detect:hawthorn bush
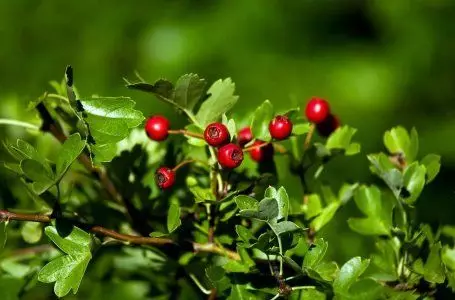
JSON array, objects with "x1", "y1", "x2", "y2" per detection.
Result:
[{"x1": 0, "y1": 67, "x2": 453, "y2": 299}]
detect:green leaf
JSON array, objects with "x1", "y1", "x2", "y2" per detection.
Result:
[
  {"x1": 227, "y1": 284, "x2": 256, "y2": 300},
  {"x1": 421, "y1": 154, "x2": 441, "y2": 183},
  {"x1": 310, "y1": 202, "x2": 340, "y2": 231},
  {"x1": 270, "y1": 221, "x2": 301, "y2": 235},
  {"x1": 367, "y1": 153, "x2": 403, "y2": 196},
  {"x1": 173, "y1": 74, "x2": 206, "y2": 111},
  {"x1": 0, "y1": 221, "x2": 8, "y2": 252},
  {"x1": 383, "y1": 126, "x2": 418, "y2": 162},
  {"x1": 333, "y1": 257, "x2": 370, "y2": 295},
  {"x1": 301, "y1": 289, "x2": 327, "y2": 300},
  {"x1": 347, "y1": 279, "x2": 384, "y2": 300},
  {"x1": 442, "y1": 246, "x2": 455, "y2": 270},
  {"x1": 20, "y1": 159, "x2": 54, "y2": 183},
  {"x1": 56, "y1": 133, "x2": 86, "y2": 178},
  {"x1": 80, "y1": 96, "x2": 144, "y2": 164},
  {"x1": 402, "y1": 162, "x2": 426, "y2": 204},
  {"x1": 292, "y1": 122, "x2": 311, "y2": 135},
  {"x1": 38, "y1": 225, "x2": 92, "y2": 297},
  {"x1": 303, "y1": 238, "x2": 328, "y2": 268},
  {"x1": 250, "y1": 100, "x2": 273, "y2": 141},
  {"x1": 257, "y1": 198, "x2": 279, "y2": 221},
  {"x1": 184, "y1": 124, "x2": 206, "y2": 147},
  {"x1": 0, "y1": 276, "x2": 24, "y2": 299},
  {"x1": 303, "y1": 194, "x2": 322, "y2": 219},
  {"x1": 196, "y1": 78, "x2": 239, "y2": 126},
  {"x1": 223, "y1": 260, "x2": 249, "y2": 273},
  {"x1": 314, "y1": 261, "x2": 339, "y2": 282},
  {"x1": 348, "y1": 218, "x2": 390, "y2": 236},
  {"x1": 167, "y1": 202, "x2": 181, "y2": 233},
  {"x1": 205, "y1": 266, "x2": 225, "y2": 284},
  {"x1": 234, "y1": 195, "x2": 259, "y2": 211},
  {"x1": 235, "y1": 225, "x2": 255, "y2": 244},
  {"x1": 353, "y1": 185, "x2": 382, "y2": 217},
  {"x1": 264, "y1": 186, "x2": 289, "y2": 221},
  {"x1": 126, "y1": 79, "x2": 173, "y2": 100},
  {"x1": 326, "y1": 126, "x2": 360, "y2": 155},
  {"x1": 187, "y1": 177, "x2": 216, "y2": 203},
  {"x1": 338, "y1": 183, "x2": 359, "y2": 205},
  {"x1": 21, "y1": 222, "x2": 42, "y2": 244},
  {"x1": 423, "y1": 242, "x2": 445, "y2": 284},
  {"x1": 222, "y1": 114, "x2": 237, "y2": 140}
]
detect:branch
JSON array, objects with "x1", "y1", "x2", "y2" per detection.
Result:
[{"x1": 0, "y1": 209, "x2": 240, "y2": 259}]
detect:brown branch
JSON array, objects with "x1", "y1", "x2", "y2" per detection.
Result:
[{"x1": 0, "y1": 209, "x2": 240, "y2": 259}]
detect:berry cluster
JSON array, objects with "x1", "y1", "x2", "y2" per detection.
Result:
[
  {"x1": 305, "y1": 97, "x2": 340, "y2": 137},
  {"x1": 146, "y1": 97, "x2": 338, "y2": 189}
]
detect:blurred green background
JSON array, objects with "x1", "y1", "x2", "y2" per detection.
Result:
[{"x1": 1, "y1": 0, "x2": 455, "y2": 268}]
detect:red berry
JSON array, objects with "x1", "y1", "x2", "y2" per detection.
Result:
[
  {"x1": 316, "y1": 114, "x2": 340, "y2": 137},
  {"x1": 145, "y1": 115, "x2": 170, "y2": 141},
  {"x1": 305, "y1": 98, "x2": 331, "y2": 124},
  {"x1": 204, "y1": 123, "x2": 230, "y2": 147},
  {"x1": 155, "y1": 167, "x2": 175, "y2": 189},
  {"x1": 249, "y1": 140, "x2": 274, "y2": 162},
  {"x1": 217, "y1": 143, "x2": 244, "y2": 169},
  {"x1": 238, "y1": 127, "x2": 253, "y2": 147},
  {"x1": 269, "y1": 115, "x2": 293, "y2": 140}
]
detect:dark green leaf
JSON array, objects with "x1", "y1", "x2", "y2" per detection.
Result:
[
  {"x1": 421, "y1": 154, "x2": 441, "y2": 183},
  {"x1": 257, "y1": 198, "x2": 279, "y2": 221},
  {"x1": 187, "y1": 177, "x2": 216, "y2": 203},
  {"x1": 423, "y1": 242, "x2": 445, "y2": 284},
  {"x1": 402, "y1": 162, "x2": 426, "y2": 204},
  {"x1": 0, "y1": 221, "x2": 8, "y2": 252},
  {"x1": 205, "y1": 266, "x2": 225, "y2": 284},
  {"x1": 20, "y1": 159, "x2": 54, "y2": 183},
  {"x1": 235, "y1": 225, "x2": 255, "y2": 244},
  {"x1": 127, "y1": 79, "x2": 173, "y2": 99},
  {"x1": 367, "y1": 153, "x2": 403, "y2": 196},
  {"x1": 234, "y1": 195, "x2": 259, "y2": 210},
  {"x1": 196, "y1": 78, "x2": 239, "y2": 126},
  {"x1": 167, "y1": 202, "x2": 181, "y2": 233},
  {"x1": 0, "y1": 276, "x2": 24, "y2": 300},
  {"x1": 173, "y1": 74, "x2": 206, "y2": 111},
  {"x1": 250, "y1": 100, "x2": 273, "y2": 141}
]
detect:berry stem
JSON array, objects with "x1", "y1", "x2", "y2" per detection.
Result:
[
  {"x1": 172, "y1": 159, "x2": 211, "y2": 172},
  {"x1": 243, "y1": 141, "x2": 271, "y2": 152},
  {"x1": 304, "y1": 123, "x2": 315, "y2": 150},
  {"x1": 168, "y1": 129, "x2": 204, "y2": 139},
  {"x1": 243, "y1": 141, "x2": 287, "y2": 154}
]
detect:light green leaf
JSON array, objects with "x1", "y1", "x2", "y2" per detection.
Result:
[
  {"x1": 227, "y1": 284, "x2": 256, "y2": 300},
  {"x1": 235, "y1": 225, "x2": 255, "y2": 244},
  {"x1": 408, "y1": 128, "x2": 419, "y2": 162},
  {"x1": 314, "y1": 261, "x2": 339, "y2": 282},
  {"x1": 250, "y1": 100, "x2": 273, "y2": 141},
  {"x1": 21, "y1": 222, "x2": 42, "y2": 244},
  {"x1": 222, "y1": 114, "x2": 237, "y2": 140},
  {"x1": 303, "y1": 238, "x2": 328, "y2": 268},
  {"x1": 347, "y1": 279, "x2": 385, "y2": 300},
  {"x1": 196, "y1": 78, "x2": 239, "y2": 126},
  {"x1": 348, "y1": 218, "x2": 390, "y2": 236},
  {"x1": 301, "y1": 289, "x2": 327, "y2": 300},
  {"x1": 402, "y1": 162, "x2": 426, "y2": 204},
  {"x1": 421, "y1": 154, "x2": 441, "y2": 183},
  {"x1": 167, "y1": 202, "x2": 181, "y2": 233},
  {"x1": 187, "y1": 177, "x2": 216, "y2": 203},
  {"x1": 303, "y1": 194, "x2": 322, "y2": 219},
  {"x1": 56, "y1": 133, "x2": 86, "y2": 179},
  {"x1": 223, "y1": 260, "x2": 249, "y2": 273},
  {"x1": 292, "y1": 122, "x2": 311, "y2": 135},
  {"x1": 442, "y1": 246, "x2": 455, "y2": 270},
  {"x1": 91, "y1": 143, "x2": 118, "y2": 163},
  {"x1": 326, "y1": 126, "x2": 359, "y2": 155},
  {"x1": 173, "y1": 73, "x2": 206, "y2": 111},
  {"x1": 424, "y1": 242, "x2": 445, "y2": 284},
  {"x1": 333, "y1": 257, "x2": 370, "y2": 295},
  {"x1": 338, "y1": 183, "x2": 359, "y2": 205},
  {"x1": 38, "y1": 225, "x2": 92, "y2": 297},
  {"x1": 234, "y1": 195, "x2": 259, "y2": 211},
  {"x1": 384, "y1": 126, "x2": 410, "y2": 156},
  {"x1": 311, "y1": 202, "x2": 340, "y2": 231},
  {"x1": 354, "y1": 185, "x2": 381, "y2": 217}
]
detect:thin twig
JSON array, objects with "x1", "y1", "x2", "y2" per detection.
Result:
[
  {"x1": 168, "y1": 129, "x2": 204, "y2": 139},
  {"x1": 304, "y1": 124, "x2": 315, "y2": 150}
]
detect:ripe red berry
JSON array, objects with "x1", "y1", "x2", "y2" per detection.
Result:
[
  {"x1": 249, "y1": 140, "x2": 274, "y2": 162},
  {"x1": 204, "y1": 123, "x2": 230, "y2": 147},
  {"x1": 145, "y1": 115, "x2": 170, "y2": 141},
  {"x1": 155, "y1": 167, "x2": 175, "y2": 189},
  {"x1": 305, "y1": 98, "x2": 331, "y2": 124},
  {"x1": 269, "y1": 115, "x2": 293, "y2": 140},
  {"x1": 217, "y1": 143, "x2": 244, "y2": 169},
  {"x1": 316, "y1": 114, "x2": 340, "y2": 137},
  {"x1": 238, "y1": 127, "x2": 253, "y2": 147}
]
